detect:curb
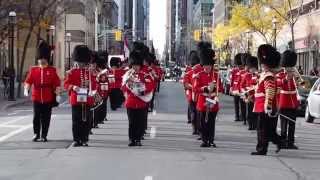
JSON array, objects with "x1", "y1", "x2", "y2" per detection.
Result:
[{"x1": 0, "y1": 99, "x2": 31, "y2": 112}]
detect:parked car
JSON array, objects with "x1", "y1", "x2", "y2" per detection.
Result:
[
  {"x1": 296, "y1": 76, "x2": 319, "y2": 117},
  {"x1": 305, "y1": 77, "x2": 320, "y2": 123}
]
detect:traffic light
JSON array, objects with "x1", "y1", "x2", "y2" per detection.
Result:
[
  {"x1": 194, "y1": 30, "x2": 200, "y2": 41},
  {"x1": 115, "y1": 30, "x2": 122, "y2": 41}
]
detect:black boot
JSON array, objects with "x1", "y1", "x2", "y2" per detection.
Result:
[
  {"x1": 32, "y1": 135, "x2": 40, "y2": 142},
  {"x1": 251, "y1": 151, "x2": 267, "y2": 155},
  {"x1": 200, "y1": 142, "x2": 210, "y2": 148},
  {"x1": 72, "y1": 141, "x2": 82, "y2": 147},
  {"x1": 128, "y1": 140, "x2": 137, "y2": 147}
]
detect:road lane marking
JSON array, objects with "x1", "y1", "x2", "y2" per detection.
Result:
[
  {"x1": 14, "y1": 109, "x2": 32, "y2": 112},
  {"x1": 8, "y1": 112, "x2": 17, "y2": 116},
  {"x1": 0, "y1": 125, "x2": 24, "y2": 128},
  {"x1": 152, "y1": 110, "x2": 157, "y2": 116},
  {"x1": 0, "y1": 116, "x2": 29, "y2": 126},
  {"x1": 0, "y1": 124, "x2": 32, "y2": 142},
  {"x1": 150, "y1": 126, "x2": 156, "y2": 139},
  {"x1": 144, "y1": 176, "x2": 153, "y2": 180}
]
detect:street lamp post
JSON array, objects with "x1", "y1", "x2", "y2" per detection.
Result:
[
  {"x1": 49, "y1": 25, "x2": 55, "y2": 65},
  {"x1": 272, "y1": 17, "x2": 278, "y2": 49},
  {"x1": 66, "y1": 33, "x2": 72, "y2": 70},
  {"x1": 8, "y1": 11, "x2": 16, "y2": 101}
]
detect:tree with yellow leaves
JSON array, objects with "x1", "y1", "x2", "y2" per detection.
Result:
[
  {"x1": 260, "y1": 0, "x2": 304, "y2": 50},
  {"x1": 228, "y1": 2, "x2": 284, "y2": 44}
]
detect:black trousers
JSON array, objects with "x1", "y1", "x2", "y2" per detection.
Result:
[
  {"x1": 72, "y1": 105, "x2": 91, "y2": 142},
  {"x1": 143, "y1": 107, "x2": 149, "y2": 131},
  {"x1": 256, "y1": 113, "x2": 281, "y2": 153},
  {"x1": 92, "y1": 98, "x2": 107, "y2": 127},
  {"x1": 189, "y1": 101, "x2": 199, "y2": 133},
  {"x1": 280, "y1": 109, "x2": 296, "y2": 146},
  {"x1": 33, "y1": 102, "x2": 52, "y2": 138},
  {"x1": 246, "y1": 102, "x2": 257, "y2": 130},
  {"x1": 199, "y1": 111, "x2": 217, "y2": 143},
  {"x1": 240, "y1": 99, "x2": 247, "y2": 124},
  {"x1": 233, "y1": 95, "x2": 240, "y2": 121},
  {"x1": 149, "y1": 92, "x2": 155, "y2": 111},
  {"x1": 157, "y1": 81, "x2": 160, "y2": 92},
  {"x1": 127, "y1": 108, "x2": 147, "y2": 141},
  {"x1": 109, "y1": 88, "x2": 124, "y2": 110}
]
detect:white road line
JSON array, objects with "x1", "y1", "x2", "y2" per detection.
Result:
[
  {"x1": 14, "y1": 109, "x2": 32, "y2": 112},
  {"x1": 0, "y1": 116, "x2": 29, "y2": 126},
  {"x1": 0, "y1": 124, "x2": 32, "y2": 142},
  {"x1": 8, "y1": 112, "x2": 17, "y2": 116},
  {"x1": 0, "y1": 124, "x2": 24, "y2": 128},
  {"x1": 150, "y1": 126, "x2": 156, "y2": 139},
  {"x1": 144, "y1": 176, "x2": 153, "y2": 180}
]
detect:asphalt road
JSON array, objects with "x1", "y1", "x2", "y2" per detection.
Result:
[{"x1": 0, "y1": 81, "x2": 320, "y2": 180}]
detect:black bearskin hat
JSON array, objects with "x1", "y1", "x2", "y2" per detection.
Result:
[
  {"x1": 241, "y1": 53, "x2": 251, "y2": 66},
  {"x1": 281, "y1": 50, "x2": 297, "y2": 67},
  {"x1": 110, "y1": 57, "x2": 121, "y2": 67},
  {"x1": 90, "y1": 51, "x2": 98, "y2": 64},
  {"x1": 132, "y1": 41, "x2": 145, "y2": 51},
  {"x1": 246, "y1": 56, "x2": 258, "y2": 69},
  {"x1": 234, "y1": 53, "x2": 243, "y2": 66},
  {"x1": 200, "y1": 48, "x2": 215, "y2": 66},
  {"x1": 197, "y1": 41, "x2": 212, "y2": 51},
  {"x1": 189, "y1": 50, "x2": 200, "y2": 66},
  {"x1": 129, "y1": 51, "x2": 143, "y2": 66},
  {"x1": 257, "y1": 44, "x2": 280, "y2": 69},
  {"x1": 36, "y1": 41, "x2": 51, "y2": 61},
  {"x1": 73, "y1": 45, "x2": 91, "y2": 63}
]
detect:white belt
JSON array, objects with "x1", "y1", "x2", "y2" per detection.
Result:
[
  {"x1": 255, "y1": 93, "x2": 265, "y2": 98},
  {"x1": 280, "y1": 90, "x2": 296, "y2": 95}
]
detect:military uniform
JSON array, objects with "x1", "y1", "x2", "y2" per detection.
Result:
[
  {"x1": 24, "y1": 41, "x2": 60, "y2": 142},
  {"x1": 252, "y1": 44, "x2": 282, "y2": 155},
  {"x1": 64, "y1": 45, "x2": 97, "y2": 147}
]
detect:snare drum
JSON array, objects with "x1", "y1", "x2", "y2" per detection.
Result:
[
  {"x1": 77, "y1": 88, "x2": 88, "y2": 103},
  {"x1": 100, "y1": 82, "x2": 109, "y2": 91}
]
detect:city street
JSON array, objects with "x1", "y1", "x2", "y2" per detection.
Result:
[{"x1": 0, "y1": 81, "x2": 320, "y2": 180}]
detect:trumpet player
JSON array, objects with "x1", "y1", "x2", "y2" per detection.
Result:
[
  {"x1": 64, "y1": 45, "x2": 97, "y2": 147},
  {"x1": 276, "y1": 50, "x2": 304, "y2": 149},
  {"x1": 194, "y1": 47, "x2": 223, "y2": 148},
  {"x1": 122, "y1": 51, "x2": 155, "y2": 146}
]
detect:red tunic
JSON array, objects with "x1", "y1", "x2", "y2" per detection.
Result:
[
  {"x1": 25, "y1": 66, "x2": 60, "y2": 104},
  {"x1": 64, "y1": 68, "x2": 97, "y2": 106},
  {"x1": 96, "y1": 70, "x2": 110, "y2": 98},
  {"x1": 253, "y1": 71, "x2": 277, "y2": 113},
  {"x1": 191, "y1": 64, "x2": 204, "y2": 102},
  {"x1": 239, "y1": 69, "x2": 248, "y2": 95},
  {"x1": 183, "y1": 69, "x2": 193, "y2": 103},
  {"x1": 108, "y1": 68, "x2": 126, "y2": 89},
  {"x1": 194, "y1": 70, "x2": 223, "y2": 112},
  {"x1": 121, "y1": 70, "x2": 155, "y2": 109},
  {"x1": 276, "y1": 71, "x2": 299, "y2": 109},
  {"x1": 230, "y1": 67, "x2": 240, "y2": 94}
]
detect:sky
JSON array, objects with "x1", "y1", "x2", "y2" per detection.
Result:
[{"x1": 149, "y1": 0, "x2": 166, "y2": 57}]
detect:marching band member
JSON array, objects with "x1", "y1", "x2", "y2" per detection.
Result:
[
  {"x1": 24, "y1": 41, "x2": 61, "y2": 142},
  {"x1": 64, "y1": 45, "x2": 97, "y2": 147},
  {"x1": 277, "y1": 50, "x2": 304, "y2": 149},
  {"x1": 239, "y1": 53, "x2": 250, "y2": 125},
  {"x1": 251, "y1": 44, "x2": 282, "y2": 155},
  {"x1": 230, "y1": 53, "x2": 243, "y2": 122},
  {"x1": 108, "y1": 57, "x2": 126, "y2": 111},
  {"x1": 183, "y1": 51, "x2": 200, "y2": 133},
  {"x1": 194, "y1": 48, "x2": 223, "y2": 148},
  {"x1": 243, "y1": 56, "x2": 259, "y2": 130},
  {"x1": 122, "y1": 51, "x2": 155, "y2": 146},
  {"x1": 94, "y1": 51, "x2": 109, "y2": 126}
]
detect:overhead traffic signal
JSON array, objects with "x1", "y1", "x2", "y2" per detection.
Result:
[
  {"x1": 194, "y1": 30, "x2": 201, "y2": 41},
  {"x1": 115, "y1": 30, "x2": 122, "y2": 41}
]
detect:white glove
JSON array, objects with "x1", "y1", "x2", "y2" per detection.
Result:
[
  {"x1": 72, "y1": 86, "x2": 80, "y2": 92},
  {"x1": 56, "y1": 95, "x2": 62, "y2": 103},
  {"x1": 24, "y1": 88, "x2": 29, "y2": 97}
]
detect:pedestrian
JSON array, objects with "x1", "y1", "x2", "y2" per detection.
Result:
[
  {"x1": 194, "y1": 46, "x2": 223, "y2": 148},
  {"x1": 24, "y1": 41, "x2": 61, "y2": 142},
  {"x1": 309, "y1": 67, "x2": 319, "y2": 76},
  {"x1": 64, "y1": 45, "x2": 97, "y2": 147},
  {"x1": 277, "y1": 50, "x2": 304, "y2": 149},
  {"x1": 251, "y1": 44, "x2": 282, "y2": 156},
  {"x1": 183, "y1": 51, "x2": 200, "y2": 133},
  {"x1": 122, "y1": 50, "x2": 154, "y2": 146},
  {"x1": 297, "y1": 66, "x2": 303, "y2": 75},
  {"x1": 108, "y1": 57, "x2": 126, "y2": 111},
  {"x1": 243, "y1": 56, "x2": 259, "y2": 130},
  {"x1": 230, "y1": 53, "x2": 243, "y2": 122}
]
